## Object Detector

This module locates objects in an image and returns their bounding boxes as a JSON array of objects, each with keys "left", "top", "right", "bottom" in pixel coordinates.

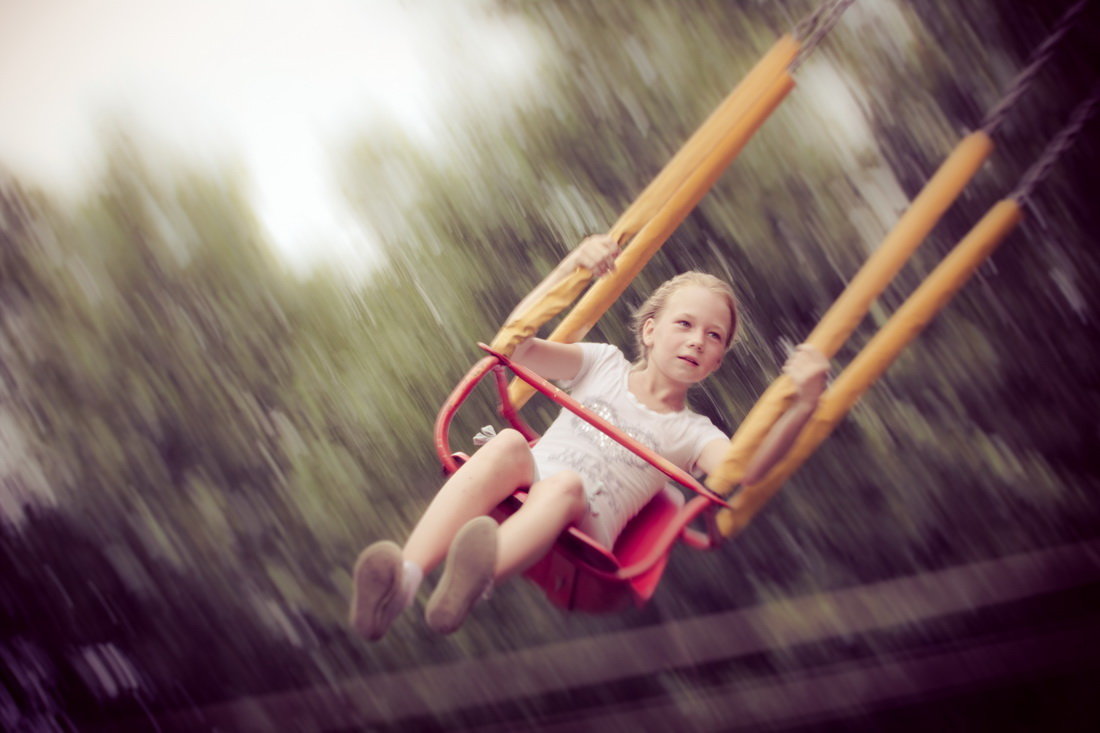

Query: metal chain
[
  {"left": 1011, "top": 82, "right": 1100, "bottom": 204},
  {"left": 793, "top": 0, "right": 832, "bottom": 43},
  {"left": 981, "top": 0, "right": 1089, "bottom": 135},
  {"left": 792, "top": 0, "right": 857, "bottom": 71}
]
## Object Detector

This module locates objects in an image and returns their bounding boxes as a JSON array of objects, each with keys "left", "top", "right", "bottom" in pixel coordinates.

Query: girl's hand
[
  {"left": 783, "top": 344, "right": 829, "bottom": 401},
  {"left": 570, "top": 234, "right": 619, "bottom": 278}
]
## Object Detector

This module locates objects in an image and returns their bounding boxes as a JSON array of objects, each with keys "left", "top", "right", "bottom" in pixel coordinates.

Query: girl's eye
[
  {"left": 708, "top": 331, "right": 722, "bottom": 341},
  {"left": 676, "top": 320, "right": 690, "bottom": 328}
]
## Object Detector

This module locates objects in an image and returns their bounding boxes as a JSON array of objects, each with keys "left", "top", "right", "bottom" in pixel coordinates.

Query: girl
[{"left": 350, "top": 234, "right": 828, "bottom": 639}]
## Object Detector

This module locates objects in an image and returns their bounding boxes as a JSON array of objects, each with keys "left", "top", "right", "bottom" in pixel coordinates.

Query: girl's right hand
[
  {"left": 570, "top": 234, "right": 619, "bottom": 278},
  {"left": 783, "top": 344, "right": 829, "bottom": 401}
]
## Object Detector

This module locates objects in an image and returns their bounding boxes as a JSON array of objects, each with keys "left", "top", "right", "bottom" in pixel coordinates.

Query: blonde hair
[
  {"left": 629, "top": 269, "right": 739, "bottom": 363},
  {"left": 631, "top": 271, "right": 738, "bottom": 365}
]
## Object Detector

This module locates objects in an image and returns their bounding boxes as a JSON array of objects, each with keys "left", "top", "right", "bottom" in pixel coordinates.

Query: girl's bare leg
[
  {"left": 403, "top": 429, "right": 534, "bottom": 573},
  {"left": 494, "top": 470, "right": 587, "bottom": 582},
  {"left": 424, "top": 470, "right": 587, "bottom": 634}
]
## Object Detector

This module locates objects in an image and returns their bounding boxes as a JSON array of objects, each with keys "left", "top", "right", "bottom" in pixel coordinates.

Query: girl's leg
[
  {"left": 351, "top": 428, "right": 533, "bottom": 640},
  {"left": 402, "top": 428, "right": 535, "bottom": 573},
  {"left": 494, "top": 470, "right": 587, "bottom": 582},
  {"left": 425, "top": 470, "right": 586, "bottom": 634}
]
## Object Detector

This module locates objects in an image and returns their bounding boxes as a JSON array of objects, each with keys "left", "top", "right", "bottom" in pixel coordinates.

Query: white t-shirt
[{"left": 530, "top": 342, "right": 726, "bottom": 548}]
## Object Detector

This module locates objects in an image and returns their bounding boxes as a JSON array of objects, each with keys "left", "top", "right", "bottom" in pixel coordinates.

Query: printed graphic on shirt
[{"left": 562, "top": 398, "right": 659, "bottom": 469}]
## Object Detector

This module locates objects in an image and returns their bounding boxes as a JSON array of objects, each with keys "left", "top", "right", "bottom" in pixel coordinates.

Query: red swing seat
[{"left": 435, "top": 345, "right": 729, "bottom": 613}]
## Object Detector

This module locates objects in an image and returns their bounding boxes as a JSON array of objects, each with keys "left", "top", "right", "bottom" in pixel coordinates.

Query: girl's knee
[
  {"left": 486, "top": 424, "right": 528, "bottom": 453},
  {"left": 535, "top": 471, "right": 586, "bottom": 517},
  {"left": 490, "top": 428, "right": 529, "bottom": 452},
  {"left": 477, "top": 428, "right": 533, "bottom": 477}
]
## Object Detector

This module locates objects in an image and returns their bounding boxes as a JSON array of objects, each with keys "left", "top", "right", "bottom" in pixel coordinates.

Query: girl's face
[{"left": 641, "top": 285, "right": 731, "bottom": 385}]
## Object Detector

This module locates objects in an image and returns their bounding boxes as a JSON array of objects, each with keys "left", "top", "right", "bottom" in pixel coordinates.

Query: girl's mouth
[{"left": 678, "top": 356, "right": 699, "bottom": 366}]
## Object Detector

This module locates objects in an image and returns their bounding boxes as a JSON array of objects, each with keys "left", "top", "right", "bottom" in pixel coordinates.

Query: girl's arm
[
  {"left": 510, "top": 234, "right": 619, "bottom": 381},
  {"left": 505, "top": 234, "right": 618, "bottom": 323},
  {"left": 741, "top": 344, "right": 828, "bottom": 484},
  {"left": 696, "top": 344, "right": 829, "bottom": 535}
]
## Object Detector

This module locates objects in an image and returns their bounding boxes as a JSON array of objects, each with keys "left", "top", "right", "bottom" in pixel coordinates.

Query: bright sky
[{"left": 0, "top": 0, "right": 542, "bottom": 276}]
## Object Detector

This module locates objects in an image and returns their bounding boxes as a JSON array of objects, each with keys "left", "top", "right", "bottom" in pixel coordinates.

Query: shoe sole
[
  {"left": 425, "top": 517, "right": 498, "bottom": 635},
  {"left": 349, "top": 541, "right": 403, "bottom": 641}
]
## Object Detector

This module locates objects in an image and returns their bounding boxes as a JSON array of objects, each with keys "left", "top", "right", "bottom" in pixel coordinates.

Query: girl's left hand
[
  {"left": 570, "top": 234, "right": 620, "bottom": 278},
  {"left": 783, "top": 344, "right": 829, "bottom": 400}
]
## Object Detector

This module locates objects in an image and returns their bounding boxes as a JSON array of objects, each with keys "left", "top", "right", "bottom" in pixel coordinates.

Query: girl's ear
[{"left": 641, "top": 317, "right": 656, "bottom": 347}]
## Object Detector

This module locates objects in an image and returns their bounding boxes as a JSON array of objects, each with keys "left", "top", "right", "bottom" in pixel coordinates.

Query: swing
[
  {"left": 433, "top": 0, "right": 1095, "bottom": 613},
  {"left": 432, "top": 18, "right": 817, "bottom": 614},
  {"left": 434, "top": 346, "right": 725, "bottom": 612}
]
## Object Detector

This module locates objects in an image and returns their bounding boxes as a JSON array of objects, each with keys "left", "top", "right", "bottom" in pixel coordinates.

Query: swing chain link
[
  {"left": 980, "top": 0, "right": 1088, "bottom": 135},
  {"left": 792, "top": 0, "right": 856, "bottom": 71},
  {"left": 792, "top": 0, "right": 831, "bottom": 44},
  {"left": 1011, "top": 82, "right": 1100, "bottom": 205}
]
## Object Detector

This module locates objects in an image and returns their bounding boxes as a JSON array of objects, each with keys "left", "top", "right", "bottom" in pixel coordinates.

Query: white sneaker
[
  {"left": 425, "top": 517, "right": 498, "bottom": 635},
  {"left": 349, "top": 541, "right": 404, "bottom": 641}
]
